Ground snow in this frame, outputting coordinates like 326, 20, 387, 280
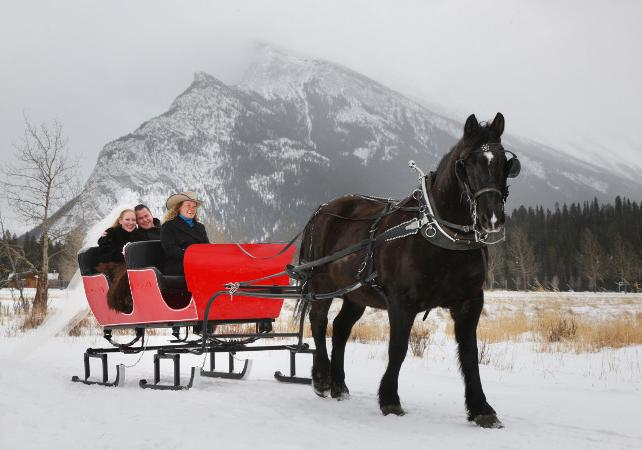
560, 171, 609, 194
1, 290, 641, 449
519, 154, 546, 179
0, 333, 640, 449
353, 147, 376, 164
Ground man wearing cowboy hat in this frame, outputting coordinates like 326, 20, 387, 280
160, 191, 209, 276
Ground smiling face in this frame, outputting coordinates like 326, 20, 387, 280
179, 200, 198, 219
135, 207, 154, 230
118, 211, 137, 232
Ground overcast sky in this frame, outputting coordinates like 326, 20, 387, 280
1, 0, 641, 230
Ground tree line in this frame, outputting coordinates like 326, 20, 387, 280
0, 230, 77, 284
488, 196, 642, 291
2, 196, 641, 294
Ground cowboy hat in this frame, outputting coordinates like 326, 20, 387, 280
165, 191, 202, 210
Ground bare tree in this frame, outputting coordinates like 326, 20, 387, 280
485, 243, 506, 289
577, 228, 605, 291
507, 226, 537, 290
610, 234, 637, 287
2, 117, 79, 324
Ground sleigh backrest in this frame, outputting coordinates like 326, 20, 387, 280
124, 241, 164, 271
78, 247, 101, 276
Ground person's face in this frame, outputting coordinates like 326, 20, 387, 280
119, 211, 137, 232
135, 208, 154, 230
179, 201, 198, 219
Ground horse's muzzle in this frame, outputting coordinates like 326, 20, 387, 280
479, 211, 505, 234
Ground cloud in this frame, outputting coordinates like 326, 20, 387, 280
0, 0, 640, 231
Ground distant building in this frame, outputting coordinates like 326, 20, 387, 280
6, 271, 68, 289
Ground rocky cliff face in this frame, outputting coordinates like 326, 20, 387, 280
58, 44, 642, 241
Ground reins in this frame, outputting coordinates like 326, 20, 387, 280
235, 195, 420, 259
230, 152, 516, 295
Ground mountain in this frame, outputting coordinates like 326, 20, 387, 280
56, 44, 642, 242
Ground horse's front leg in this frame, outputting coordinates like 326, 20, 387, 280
451, 294, 503, 428
309, 298, 332, 397
378, 299, 415, 415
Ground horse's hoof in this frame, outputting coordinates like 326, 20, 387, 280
332, 391, 350, 401
313, 384, 330, 398
472, 414, 504, 429
331, 384, 350, 400
380, 404, 406, 416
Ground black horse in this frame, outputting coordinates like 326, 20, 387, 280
298, 113, 519, 428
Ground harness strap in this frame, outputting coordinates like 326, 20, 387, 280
473, 187, 503, 199
357, 202, 392, 282
424, 175, 475, 233
295, 239, 371, 271
235, 229, 302, 260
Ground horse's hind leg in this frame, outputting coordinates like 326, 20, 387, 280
309, 297, 333, 397
330, 298, 365, 399
451, 295, 503, 428
378, 299, 415, 416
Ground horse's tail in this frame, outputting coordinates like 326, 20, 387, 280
293, 204, 323, 321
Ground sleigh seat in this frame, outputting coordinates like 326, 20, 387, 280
78, 246, 104, 277
124, 241, 187, 290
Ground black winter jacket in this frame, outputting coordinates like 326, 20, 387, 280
97, 227, 142, 263
160, 217, 209, 275
138, 217, 161, 241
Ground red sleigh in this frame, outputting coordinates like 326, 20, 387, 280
73, 241, 312, 390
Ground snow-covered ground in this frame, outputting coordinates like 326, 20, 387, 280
1, 288, 641, 449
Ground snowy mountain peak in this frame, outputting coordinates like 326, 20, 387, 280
239, 44, 322, 99
193, 71, 224, 85
239, 43, 386, 102
52, 45, 642, 241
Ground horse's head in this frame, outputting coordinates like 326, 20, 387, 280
455, 112, 520, 238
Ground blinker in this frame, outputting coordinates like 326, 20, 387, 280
506, 156, 521, 178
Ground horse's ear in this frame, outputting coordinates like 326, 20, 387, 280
491, 112, 505, 136
464, 114, 479, 138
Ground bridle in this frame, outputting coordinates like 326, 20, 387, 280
452, 143, 520, 243
456, 143, 519, 201
409, 143, 520, 246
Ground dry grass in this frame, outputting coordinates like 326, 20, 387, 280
445, 312, 530, 342
409, 322, 434, 357
535, 313, 577, 343
0, 296, 41, 332
479, 312, 530, 343
536, 313, 642, 353
445, 310, 642, 354
350, 321, 389, 343
477, 337, 492, 365
296, 316, 432, 355
48, 307, 642, 355
300, 321, 390, 343
21, 313, 45, 330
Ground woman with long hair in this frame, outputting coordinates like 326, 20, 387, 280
160, 191, 209, 276
96, 209, 141, 313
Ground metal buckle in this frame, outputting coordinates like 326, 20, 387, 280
422, 225, 437, 238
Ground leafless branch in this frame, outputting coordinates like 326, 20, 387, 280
1, 116, 82, 320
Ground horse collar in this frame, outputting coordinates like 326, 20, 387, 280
416, 173, 488, 250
